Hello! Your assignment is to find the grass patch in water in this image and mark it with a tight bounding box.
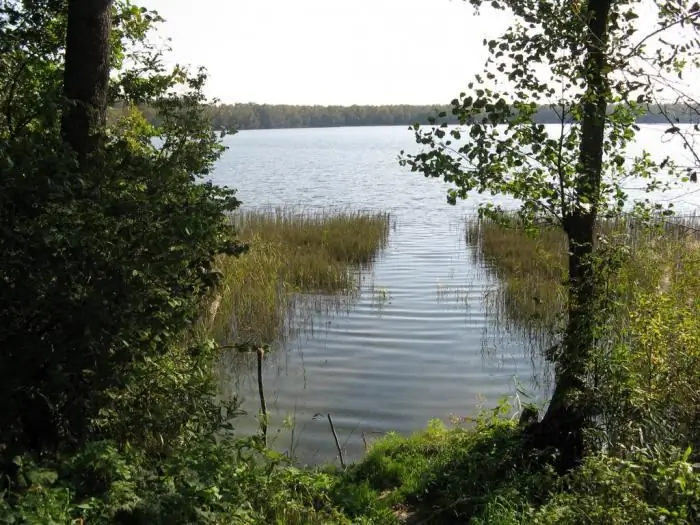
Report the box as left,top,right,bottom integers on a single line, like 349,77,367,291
467,213,700,351
202,207,390,345
467,213,700,448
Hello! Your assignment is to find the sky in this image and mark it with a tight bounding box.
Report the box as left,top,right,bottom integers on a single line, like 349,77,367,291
140,0,698,106
140,0,510,105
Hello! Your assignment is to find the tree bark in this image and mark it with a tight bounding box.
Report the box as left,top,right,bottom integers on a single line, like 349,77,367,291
536,0,612,470
61,0,113,162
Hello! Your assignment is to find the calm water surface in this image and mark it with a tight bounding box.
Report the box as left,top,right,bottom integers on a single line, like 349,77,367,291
210,125,699,465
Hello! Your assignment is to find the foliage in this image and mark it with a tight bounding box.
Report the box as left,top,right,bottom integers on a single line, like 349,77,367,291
203,207,390,345
111,102,700,131
399,0,696,222
468,214,700,452
599,227,700,451
522,445,700,525
0,437,375,525
0,0,244,459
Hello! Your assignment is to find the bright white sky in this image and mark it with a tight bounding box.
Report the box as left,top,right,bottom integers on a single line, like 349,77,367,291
140,0,697,106
140,0,510,105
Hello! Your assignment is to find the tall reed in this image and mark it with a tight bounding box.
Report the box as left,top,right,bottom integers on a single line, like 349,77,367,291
468,213,700,445
202,207,390,346
467,213,700,346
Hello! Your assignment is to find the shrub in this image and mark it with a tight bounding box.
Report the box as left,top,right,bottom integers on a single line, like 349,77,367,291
0,1,243,459
0,437,397,525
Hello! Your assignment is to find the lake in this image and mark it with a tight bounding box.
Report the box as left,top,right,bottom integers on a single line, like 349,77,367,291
210,124,700,465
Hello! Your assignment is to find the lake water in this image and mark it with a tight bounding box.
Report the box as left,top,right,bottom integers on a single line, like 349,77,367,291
210,124,700,465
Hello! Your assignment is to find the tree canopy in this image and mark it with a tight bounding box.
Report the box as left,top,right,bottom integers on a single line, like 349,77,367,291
111,101,700,131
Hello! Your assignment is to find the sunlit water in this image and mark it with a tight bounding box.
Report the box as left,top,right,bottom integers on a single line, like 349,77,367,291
210,125,700,465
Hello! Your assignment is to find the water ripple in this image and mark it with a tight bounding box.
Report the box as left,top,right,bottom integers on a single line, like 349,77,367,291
213,126,556,464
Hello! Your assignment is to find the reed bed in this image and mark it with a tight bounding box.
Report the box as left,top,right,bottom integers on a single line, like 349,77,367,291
467,213,700,344
202,207,390,346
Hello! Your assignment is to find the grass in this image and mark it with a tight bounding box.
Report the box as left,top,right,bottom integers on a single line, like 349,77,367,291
331,412,700,524
467,212,700,449
467,217,568,354
467,213,700,353
200,207,390,346
338,411,547,524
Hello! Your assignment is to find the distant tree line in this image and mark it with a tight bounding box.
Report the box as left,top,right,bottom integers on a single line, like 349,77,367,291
111,102,700,131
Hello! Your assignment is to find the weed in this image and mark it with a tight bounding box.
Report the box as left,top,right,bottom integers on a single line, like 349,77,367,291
202,207,390,345
467,213,700,450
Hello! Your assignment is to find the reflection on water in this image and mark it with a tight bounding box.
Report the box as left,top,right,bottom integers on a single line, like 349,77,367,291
210,125,695,465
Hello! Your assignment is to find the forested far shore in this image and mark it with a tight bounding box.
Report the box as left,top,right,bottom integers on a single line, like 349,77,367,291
110,102,700,130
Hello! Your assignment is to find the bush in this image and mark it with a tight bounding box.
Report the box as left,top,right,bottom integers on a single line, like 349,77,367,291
0,436,398,525
525,445,700,524
0,1,244,459
341,418,700,525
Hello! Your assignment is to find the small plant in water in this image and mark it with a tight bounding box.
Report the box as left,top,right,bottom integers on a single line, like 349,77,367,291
370,285,391,311
201,206,390,346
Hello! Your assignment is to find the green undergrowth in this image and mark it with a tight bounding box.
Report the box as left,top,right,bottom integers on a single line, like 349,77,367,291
5,416,700,524
201,207,390,345
341,416,700,524
0,436,354,525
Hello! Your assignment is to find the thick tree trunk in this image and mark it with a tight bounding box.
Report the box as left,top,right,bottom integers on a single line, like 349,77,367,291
61,0,113,161
17,0,114,453
538,213,597,469
536,0,612,470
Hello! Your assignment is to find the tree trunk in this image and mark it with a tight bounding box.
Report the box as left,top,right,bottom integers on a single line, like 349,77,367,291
538,213,597,469
536,0,612,470
61,0,113,161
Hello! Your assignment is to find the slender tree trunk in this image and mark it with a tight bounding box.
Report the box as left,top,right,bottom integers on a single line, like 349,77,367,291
536,0,612,470
61,0,113,161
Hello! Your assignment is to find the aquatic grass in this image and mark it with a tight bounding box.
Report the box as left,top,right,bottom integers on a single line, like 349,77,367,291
202,207,390,345
467,213,700,350
467,217,568,353
235,206,391,266
467,213,700,448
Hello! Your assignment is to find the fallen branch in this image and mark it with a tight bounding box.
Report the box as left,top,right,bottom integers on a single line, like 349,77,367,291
327,413,346,470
